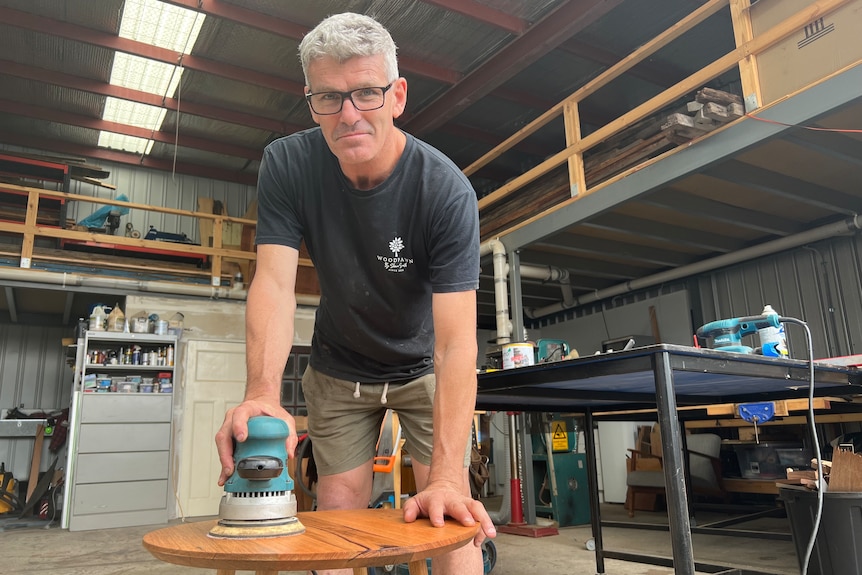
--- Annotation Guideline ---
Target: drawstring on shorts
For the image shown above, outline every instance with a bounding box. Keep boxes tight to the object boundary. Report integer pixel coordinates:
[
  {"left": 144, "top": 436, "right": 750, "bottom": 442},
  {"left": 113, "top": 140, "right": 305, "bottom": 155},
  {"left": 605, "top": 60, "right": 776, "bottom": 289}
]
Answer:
[{"left": 352, "top": 381, "right": 389, "bottom": 404}]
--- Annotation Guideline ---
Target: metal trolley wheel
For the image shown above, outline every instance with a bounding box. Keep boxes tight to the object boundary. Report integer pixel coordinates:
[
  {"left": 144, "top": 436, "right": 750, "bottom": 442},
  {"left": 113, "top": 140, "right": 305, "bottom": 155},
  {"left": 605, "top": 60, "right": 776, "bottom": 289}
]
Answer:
[{"left": 482, "top": 539, "right": 497, "bottom": 573}]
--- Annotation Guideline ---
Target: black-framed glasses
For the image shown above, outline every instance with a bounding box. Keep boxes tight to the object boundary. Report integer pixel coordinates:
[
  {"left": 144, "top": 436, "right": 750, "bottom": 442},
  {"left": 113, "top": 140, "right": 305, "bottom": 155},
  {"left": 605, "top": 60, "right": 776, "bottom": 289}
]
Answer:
[{"left": 305, "top": 83, "right": 394, "bottom": 115}]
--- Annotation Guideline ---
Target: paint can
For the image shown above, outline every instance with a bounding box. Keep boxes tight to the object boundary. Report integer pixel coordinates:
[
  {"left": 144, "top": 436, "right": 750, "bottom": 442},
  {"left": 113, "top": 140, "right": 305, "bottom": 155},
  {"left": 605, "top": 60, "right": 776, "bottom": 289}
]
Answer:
[{"left": 502, "top": 343, "right": 535, "bottom": 370}]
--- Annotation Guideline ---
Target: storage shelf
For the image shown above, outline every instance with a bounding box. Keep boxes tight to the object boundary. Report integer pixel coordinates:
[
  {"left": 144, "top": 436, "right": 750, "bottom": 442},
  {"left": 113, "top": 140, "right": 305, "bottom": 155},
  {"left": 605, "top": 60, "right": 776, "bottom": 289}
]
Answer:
[
  {"left": 85, "top": 364, "right": 173, "bottom": 371},
  {"left": 82, "top": 391, "right": 172, "bottom": 396},
  {"left": 85, "top": 332, "right": 176, "bottom": 343}
]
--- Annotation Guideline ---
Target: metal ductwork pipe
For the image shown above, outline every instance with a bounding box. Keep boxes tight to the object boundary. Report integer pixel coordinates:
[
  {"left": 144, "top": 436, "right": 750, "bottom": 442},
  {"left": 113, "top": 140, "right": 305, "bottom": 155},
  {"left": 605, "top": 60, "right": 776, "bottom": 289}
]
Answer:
[
  {"left": 525, "top": 215, "right": 862, "bottom": 319},
  {"left": 0, "top": 267, "right": 322, "bottom": 306}
]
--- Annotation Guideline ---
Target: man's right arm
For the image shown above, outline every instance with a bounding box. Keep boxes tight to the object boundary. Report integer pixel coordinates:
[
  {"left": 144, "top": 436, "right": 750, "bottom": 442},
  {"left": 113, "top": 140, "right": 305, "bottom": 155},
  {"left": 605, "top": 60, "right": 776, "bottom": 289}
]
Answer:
[{"left": 215, "top": 243, "right": 300, "bottom": 485}]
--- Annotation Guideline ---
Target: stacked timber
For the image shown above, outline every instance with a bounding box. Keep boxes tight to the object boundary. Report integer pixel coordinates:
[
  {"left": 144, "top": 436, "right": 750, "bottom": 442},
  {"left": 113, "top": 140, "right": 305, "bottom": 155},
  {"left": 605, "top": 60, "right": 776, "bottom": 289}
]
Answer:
[
  {"left": 660, "top": 87, "right": 745, "bottom": 145},
  {"left": 583, "top": 87, "right": 743, "bottom": 188},
  {"left": 479, "top": 87, "right": 744, "bottom": 240}
]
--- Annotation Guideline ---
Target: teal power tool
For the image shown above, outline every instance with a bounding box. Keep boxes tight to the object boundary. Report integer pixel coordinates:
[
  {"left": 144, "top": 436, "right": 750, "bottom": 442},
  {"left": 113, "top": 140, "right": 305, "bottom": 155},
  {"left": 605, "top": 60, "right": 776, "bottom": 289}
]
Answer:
[
  {"left": 209, "top": 416, "right": 305, "bottom": 539},
  {"left": 696, "top": 314, "right": 780, "bottom": 354}
]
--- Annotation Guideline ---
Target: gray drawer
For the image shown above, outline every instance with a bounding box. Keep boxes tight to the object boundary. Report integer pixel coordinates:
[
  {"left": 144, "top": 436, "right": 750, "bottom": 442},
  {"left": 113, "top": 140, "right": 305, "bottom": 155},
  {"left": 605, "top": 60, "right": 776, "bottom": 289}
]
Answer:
[
  {"left": 72, "top": 479, "right": 168, "bottom": 515},
  {"left": 75, "top": 451, "right": 169, "bottom": 484},
  {"left": 77, "top": 422, "right": 170, "bottom": 453},
  {"left": 81, "top": 394, "right": 172, "bottom": 423}
]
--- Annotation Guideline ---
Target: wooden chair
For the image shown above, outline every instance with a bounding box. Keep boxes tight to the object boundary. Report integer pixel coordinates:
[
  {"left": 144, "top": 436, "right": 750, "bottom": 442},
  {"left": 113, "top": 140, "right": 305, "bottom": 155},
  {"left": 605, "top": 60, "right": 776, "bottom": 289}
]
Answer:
[{"left": 625, "top": 432, "right": 726, "bottom": 517}]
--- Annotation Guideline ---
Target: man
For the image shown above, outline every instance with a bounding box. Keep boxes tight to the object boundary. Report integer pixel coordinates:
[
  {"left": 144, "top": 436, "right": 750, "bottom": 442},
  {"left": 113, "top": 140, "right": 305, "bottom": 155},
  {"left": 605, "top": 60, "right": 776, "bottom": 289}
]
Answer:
[{"left": 214, "top": 12, "right": 495, "bottom": 575}]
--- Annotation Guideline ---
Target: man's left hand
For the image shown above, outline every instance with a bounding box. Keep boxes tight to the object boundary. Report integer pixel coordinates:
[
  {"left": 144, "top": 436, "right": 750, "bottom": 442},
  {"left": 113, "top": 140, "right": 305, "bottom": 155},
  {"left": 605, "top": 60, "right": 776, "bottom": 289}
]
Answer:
[{"left": 402, "top": 481, "right": 497, "bottom": 546}]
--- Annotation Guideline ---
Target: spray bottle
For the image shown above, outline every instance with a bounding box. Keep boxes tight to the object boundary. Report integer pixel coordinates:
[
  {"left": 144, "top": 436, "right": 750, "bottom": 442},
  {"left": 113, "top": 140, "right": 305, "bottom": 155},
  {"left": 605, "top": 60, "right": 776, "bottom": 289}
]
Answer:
[{"left": 757, "top": 304, "right": 789, "bottom": 358}]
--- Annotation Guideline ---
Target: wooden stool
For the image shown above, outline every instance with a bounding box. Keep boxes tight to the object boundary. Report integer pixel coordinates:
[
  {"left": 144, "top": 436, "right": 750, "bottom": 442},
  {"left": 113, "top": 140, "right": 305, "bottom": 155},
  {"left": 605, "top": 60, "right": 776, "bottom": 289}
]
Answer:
[{"left": 143, "top": 508, "right": 478, "bottom": 575}]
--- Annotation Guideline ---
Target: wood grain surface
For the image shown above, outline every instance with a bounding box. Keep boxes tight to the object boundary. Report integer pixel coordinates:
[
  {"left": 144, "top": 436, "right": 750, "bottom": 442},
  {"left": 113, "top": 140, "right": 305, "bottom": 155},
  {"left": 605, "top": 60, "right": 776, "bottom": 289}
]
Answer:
[{"left": 143, "top": 508, "right": 478, "bottom": 573}]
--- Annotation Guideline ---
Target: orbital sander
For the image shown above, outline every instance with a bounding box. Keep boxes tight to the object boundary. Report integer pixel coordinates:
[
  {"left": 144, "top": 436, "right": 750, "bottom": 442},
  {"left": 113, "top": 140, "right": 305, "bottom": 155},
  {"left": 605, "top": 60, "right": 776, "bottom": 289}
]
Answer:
[
  {"left": 209, "top": 416, "right": 305, "bottom": 539},
  {"left": 696, "top": 314, "right": 780, "bottom": 354}
]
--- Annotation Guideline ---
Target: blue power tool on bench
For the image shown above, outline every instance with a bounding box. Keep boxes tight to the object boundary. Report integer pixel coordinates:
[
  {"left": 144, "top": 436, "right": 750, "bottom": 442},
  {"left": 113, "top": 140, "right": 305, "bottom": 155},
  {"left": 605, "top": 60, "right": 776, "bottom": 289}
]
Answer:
[{"left": 696, "top": 314, "right": 780, "bottom": 354}]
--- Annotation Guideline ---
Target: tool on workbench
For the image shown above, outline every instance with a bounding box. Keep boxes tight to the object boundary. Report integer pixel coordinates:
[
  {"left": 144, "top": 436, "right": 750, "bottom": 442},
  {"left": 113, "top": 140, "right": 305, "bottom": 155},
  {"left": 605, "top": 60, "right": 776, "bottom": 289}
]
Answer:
[
  {"left": 209, "top": 416, "right": 305, "bottom": 539},
  {"left": 696, "top": 314, "right": 781, "bottom": 354}
]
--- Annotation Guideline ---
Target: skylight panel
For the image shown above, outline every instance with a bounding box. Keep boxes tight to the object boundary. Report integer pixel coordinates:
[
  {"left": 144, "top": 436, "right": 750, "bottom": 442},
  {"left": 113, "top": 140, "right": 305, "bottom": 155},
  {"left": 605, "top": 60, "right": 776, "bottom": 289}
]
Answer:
[
  {"left": 98, "top": 0, "right": 205, "bottom": 155},
  {"left": 119, "top": 0, "right": 205, "bottom": 53},
  {"left": 109, "top": 53, "right": 181, "bottom": 97},
  {"left": 98, "top": 132, "right": 154, "bottom": 156},
  {"left": 102, "top": 97, "right": 167, "bottom": 129}
]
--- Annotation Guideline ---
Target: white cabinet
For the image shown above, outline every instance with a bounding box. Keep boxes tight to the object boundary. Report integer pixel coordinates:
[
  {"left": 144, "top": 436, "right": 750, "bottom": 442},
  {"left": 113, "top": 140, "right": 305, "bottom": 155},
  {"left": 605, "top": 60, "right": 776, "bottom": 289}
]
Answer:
[{"left": 62, "top": 331, "right": 177, "bottom": 531}]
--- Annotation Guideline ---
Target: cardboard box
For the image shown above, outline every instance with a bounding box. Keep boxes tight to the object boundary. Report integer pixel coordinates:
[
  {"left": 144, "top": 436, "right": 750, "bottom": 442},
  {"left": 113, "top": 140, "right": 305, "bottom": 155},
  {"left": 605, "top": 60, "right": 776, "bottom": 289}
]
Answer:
[{"left": 751, "top": 0, "right": 862, "bottom": 106}]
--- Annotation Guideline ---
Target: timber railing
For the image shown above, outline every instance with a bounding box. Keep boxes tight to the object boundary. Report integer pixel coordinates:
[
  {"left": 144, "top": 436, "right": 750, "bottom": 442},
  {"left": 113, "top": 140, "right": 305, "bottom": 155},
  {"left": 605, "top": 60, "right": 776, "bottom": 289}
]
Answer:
[
  {"left": 470, "top": 0, "right": 857, "bottom": 239},
  {"left": 0, "top": 181, "right": 269, "bottom": 288}
]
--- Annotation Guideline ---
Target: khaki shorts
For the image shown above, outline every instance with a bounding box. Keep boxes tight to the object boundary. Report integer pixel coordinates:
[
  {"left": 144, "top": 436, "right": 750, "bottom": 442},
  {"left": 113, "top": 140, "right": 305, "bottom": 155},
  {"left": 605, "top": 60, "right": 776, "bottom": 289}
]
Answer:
[{"left": 302, "top": 366, "right": 469, "bottom": 476}]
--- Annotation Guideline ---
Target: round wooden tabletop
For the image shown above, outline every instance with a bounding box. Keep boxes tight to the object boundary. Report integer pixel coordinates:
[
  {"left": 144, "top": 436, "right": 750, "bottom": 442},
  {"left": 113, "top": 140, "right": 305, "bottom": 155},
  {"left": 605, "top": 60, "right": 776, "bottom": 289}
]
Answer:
[{"left": 143, "top": 508, "right": 479, "bottom": 573}]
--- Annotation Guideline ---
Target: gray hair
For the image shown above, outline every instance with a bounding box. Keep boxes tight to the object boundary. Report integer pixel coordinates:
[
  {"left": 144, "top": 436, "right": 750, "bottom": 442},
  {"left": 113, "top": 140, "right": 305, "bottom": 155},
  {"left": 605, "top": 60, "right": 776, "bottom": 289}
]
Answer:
[{"left": 299, "top": 13, "right": 399, "bottom": 87}]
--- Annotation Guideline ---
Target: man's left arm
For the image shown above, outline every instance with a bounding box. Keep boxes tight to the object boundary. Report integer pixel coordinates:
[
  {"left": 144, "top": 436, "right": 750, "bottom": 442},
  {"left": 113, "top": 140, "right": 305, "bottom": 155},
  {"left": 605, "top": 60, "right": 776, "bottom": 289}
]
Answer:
[{"left": 402, "top": 289, "right": 496, "bottom": 543}]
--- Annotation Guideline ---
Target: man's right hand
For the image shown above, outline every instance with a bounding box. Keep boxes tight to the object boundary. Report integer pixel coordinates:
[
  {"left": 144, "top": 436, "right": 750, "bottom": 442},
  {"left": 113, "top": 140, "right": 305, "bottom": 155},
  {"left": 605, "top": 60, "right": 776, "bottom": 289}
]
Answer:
[{"left": 215, "top": 399, "right": 297, "bottom": 486}]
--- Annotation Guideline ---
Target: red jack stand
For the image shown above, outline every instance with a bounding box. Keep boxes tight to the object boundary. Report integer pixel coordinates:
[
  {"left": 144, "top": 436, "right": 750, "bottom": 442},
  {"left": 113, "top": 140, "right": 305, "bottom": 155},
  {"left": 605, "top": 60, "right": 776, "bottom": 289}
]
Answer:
[{"left": 497, "top": 412, "right": 558, "bottom": 538}]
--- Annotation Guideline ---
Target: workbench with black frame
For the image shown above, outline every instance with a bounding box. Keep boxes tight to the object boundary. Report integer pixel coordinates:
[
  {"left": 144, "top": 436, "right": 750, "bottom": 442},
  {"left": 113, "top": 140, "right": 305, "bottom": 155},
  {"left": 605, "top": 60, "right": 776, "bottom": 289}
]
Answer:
[{"left": 476, "top": 343, "right": 862, "bottom": 575}]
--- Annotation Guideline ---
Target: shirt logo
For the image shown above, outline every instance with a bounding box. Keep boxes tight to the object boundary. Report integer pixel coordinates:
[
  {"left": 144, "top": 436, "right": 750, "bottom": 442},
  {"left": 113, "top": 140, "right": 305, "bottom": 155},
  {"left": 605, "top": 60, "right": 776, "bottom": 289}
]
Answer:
[{"left": 377, "top": 236, "right": 413, "bottom": 273}]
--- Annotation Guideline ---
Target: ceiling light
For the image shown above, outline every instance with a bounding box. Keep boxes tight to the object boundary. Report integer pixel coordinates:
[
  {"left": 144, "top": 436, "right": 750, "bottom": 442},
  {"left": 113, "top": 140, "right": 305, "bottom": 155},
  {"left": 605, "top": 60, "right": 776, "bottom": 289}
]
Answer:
[
  {"left": 98, "top": 133, "right": 154, "bottom": 156},
  {"left": 98, "top": 0, "right": 205, "bottom": 155},
  {"left": 119, "top": 0, "right": 205, "bottom": 53}
]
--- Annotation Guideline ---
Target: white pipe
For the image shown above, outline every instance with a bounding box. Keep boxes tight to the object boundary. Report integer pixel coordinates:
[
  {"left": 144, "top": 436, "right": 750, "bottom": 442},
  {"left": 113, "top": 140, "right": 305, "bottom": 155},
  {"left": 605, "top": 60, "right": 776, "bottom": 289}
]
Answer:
[
  {"left": 0, "top": 267, "right": 322, "bottom": 306},
  {"left": 526, "top": 215, "right": 862, "bottom": 319},
  {"left": 480, "top": 239, "right": 512, "bottom": 344},
  {"left": 520, "top": 264, "right": 575, "bottom": 308}
]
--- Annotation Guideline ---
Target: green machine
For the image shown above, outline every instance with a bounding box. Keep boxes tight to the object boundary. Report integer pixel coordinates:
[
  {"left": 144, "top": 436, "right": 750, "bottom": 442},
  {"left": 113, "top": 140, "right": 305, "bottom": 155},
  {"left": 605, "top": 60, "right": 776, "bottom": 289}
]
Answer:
[{"left": 530, "top": 414, "right": 591, "bottom": 527}]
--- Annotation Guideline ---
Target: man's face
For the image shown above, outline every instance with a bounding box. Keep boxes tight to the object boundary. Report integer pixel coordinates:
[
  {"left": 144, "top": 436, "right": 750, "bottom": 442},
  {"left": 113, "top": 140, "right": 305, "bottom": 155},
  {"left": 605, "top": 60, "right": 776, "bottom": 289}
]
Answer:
[{"left": 306, "top": 54, "right": 407, "bottom": 170}]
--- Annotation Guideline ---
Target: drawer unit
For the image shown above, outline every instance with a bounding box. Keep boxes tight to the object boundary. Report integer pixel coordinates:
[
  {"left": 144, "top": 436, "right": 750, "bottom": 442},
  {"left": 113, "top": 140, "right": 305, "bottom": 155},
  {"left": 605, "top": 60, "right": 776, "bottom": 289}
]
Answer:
[{"left": 64, "top": 331, "right": 177, "bottom": 532}]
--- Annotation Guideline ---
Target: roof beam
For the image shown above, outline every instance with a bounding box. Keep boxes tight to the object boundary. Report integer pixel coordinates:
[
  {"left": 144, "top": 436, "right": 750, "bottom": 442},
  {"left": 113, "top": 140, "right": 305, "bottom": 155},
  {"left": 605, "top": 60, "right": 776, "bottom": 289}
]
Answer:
[
  {"left": 159, "top": 0, "right": 461, "bottom": 84},
  {"left": 0, "top": 5, "right": 304, "bottom": 94},
  {"left": 418, "top": 0, "right": 527, "bottom": 34},
  {"left": 402, "top": 0, "right": 625, "bottom": 135},
  {"left": 0, "top": 99, "right": 263, "bottom": 161},
  {"left": 1, "top": 59, "right": 549, "bottom": 170},
  {"left": 0, "top": 59, "right": 305, "bottom": 135},
  {"left": 0, "top": 132, "right": 257, "bottom": 186}
]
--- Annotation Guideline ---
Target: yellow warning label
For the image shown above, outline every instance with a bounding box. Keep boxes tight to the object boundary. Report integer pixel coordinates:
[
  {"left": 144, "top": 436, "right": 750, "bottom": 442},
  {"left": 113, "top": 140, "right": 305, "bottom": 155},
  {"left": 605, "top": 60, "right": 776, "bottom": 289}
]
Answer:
[{"left": 551, "top": 421, "right": 569, "bottom": 452}]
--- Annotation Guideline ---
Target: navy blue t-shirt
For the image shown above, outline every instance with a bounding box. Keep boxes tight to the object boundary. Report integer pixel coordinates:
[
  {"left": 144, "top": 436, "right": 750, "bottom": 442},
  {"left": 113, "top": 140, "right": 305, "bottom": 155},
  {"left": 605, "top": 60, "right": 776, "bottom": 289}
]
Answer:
[{"left": 256, "top": 128, "right": 480, "bottom": 382}]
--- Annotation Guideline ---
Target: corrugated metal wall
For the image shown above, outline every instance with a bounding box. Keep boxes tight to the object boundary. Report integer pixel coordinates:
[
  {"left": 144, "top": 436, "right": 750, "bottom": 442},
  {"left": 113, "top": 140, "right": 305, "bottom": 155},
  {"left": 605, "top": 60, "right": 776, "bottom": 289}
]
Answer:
[
  {"left": 0, "top": 324, "right": 73, "bottom": 480},
  {"left": 696, "top": 234, "right": 862, "bottom": 361},
  {"left": 529, "top": 232, "right": 862, "bottom": 362},
  {"left": 1, "top": 144, "right": 257, "bottom": 244}
]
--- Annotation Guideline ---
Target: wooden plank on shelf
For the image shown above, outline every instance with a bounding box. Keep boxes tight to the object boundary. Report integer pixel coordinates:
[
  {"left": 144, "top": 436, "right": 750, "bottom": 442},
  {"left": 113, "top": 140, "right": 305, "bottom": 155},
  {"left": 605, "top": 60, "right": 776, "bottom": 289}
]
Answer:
[
  {"left": 71, "top": 175, "right": 116, "bottom": 190},
  {"left": 695, "top": 86, "right": 743, "bottom": 106},
  {"left": 0, "top": 245, "right": 217, "bottom": 279},
  {"left": 722, "top": 477, "right": 780, "bottom": 494},
  {"left": 687, "top": 412, "right": 862, "bottom": 429},
  {"left": 705, "top": 397, "right": 831, "bottom": 416}
]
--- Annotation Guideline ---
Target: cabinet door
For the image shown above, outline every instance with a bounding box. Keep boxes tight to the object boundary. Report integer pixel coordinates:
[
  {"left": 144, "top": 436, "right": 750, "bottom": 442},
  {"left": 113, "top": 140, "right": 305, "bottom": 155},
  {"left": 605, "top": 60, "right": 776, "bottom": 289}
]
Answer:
[{"left": 177, "top": 339, "right": 247, "bottom": 517}]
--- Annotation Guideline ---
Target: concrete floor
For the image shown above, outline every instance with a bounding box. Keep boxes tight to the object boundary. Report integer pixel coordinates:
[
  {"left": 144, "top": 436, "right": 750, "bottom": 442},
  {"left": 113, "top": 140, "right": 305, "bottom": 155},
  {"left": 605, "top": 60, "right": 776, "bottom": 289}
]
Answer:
[{"left": 0, "top": 503, "right": 799, "bottom": 575}]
